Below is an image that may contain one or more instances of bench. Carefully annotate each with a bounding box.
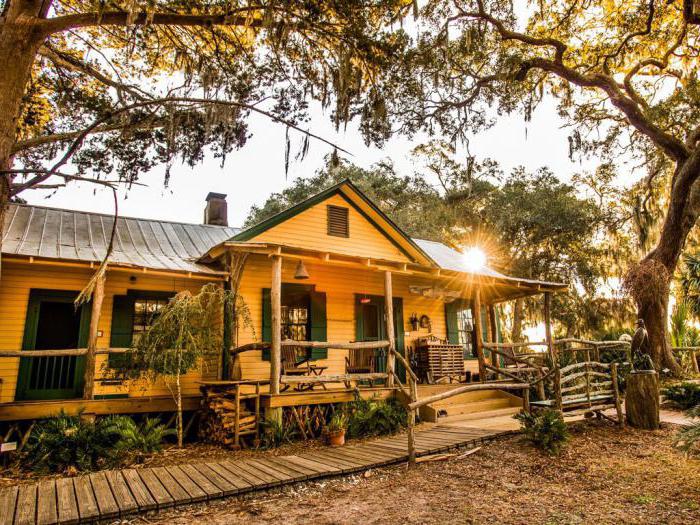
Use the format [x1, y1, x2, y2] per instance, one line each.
[530, 361, 624, 426]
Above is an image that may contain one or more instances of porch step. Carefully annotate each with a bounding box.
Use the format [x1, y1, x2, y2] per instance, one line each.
[437, 406, 522, 424]
[417, 388, 523, 423]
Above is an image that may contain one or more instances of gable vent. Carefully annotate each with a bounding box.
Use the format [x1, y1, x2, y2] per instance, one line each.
[327, 205, 349, 237]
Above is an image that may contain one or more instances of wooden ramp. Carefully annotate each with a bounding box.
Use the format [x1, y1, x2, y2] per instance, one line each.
[0, 425, 504, 525]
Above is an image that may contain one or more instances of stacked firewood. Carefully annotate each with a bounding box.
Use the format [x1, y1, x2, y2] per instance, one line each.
[199, 387, 258, 448]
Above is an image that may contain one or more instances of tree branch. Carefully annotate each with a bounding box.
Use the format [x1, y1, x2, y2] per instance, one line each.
[38, 8, 266, 36]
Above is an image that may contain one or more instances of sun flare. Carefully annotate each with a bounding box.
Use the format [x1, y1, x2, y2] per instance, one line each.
[462, 246, 487, 272]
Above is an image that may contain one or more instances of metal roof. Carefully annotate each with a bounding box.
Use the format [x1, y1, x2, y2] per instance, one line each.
[2, 203, 240, 275]
[412, 238, 566, 290]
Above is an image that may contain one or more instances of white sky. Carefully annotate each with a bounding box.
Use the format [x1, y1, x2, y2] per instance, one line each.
[23, 97, 598, 229]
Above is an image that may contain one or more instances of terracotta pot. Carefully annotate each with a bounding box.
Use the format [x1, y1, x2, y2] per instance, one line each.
[328, 429, 345, 447]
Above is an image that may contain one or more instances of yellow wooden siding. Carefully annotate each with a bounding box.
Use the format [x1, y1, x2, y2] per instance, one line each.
[234, 255, 452, 382]
[0, 260, 221, 403]
[0, 254, 470, 404]
[250, 194, 411, 263]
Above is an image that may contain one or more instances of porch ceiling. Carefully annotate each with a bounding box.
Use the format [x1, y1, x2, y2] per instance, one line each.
[202, 241, 567, 303]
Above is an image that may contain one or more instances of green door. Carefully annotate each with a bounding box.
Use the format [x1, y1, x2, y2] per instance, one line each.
[15, 289, 91, 400]
[354, 295, 405, 381]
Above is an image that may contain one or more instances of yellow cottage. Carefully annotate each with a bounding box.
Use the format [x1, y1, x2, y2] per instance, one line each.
[0, 180, 565, 422]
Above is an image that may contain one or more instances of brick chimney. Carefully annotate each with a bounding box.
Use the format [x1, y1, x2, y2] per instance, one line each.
[204, 192, 228, 226]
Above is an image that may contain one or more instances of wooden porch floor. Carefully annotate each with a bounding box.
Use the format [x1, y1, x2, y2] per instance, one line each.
[0, 424, 505, 525]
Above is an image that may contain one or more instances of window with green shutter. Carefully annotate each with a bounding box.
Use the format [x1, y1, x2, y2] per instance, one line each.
[445, 300, 476, 359]
[260, 285, 327, 361]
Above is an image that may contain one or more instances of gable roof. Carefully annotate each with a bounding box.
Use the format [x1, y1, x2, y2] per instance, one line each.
[1, 203, 239, 275]
[231, 179, 437, 267]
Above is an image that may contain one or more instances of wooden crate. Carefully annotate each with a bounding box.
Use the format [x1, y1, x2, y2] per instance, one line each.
[415, 340, 464, 383]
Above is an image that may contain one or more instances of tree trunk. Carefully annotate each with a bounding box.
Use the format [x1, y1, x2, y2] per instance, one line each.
[0, 3, 48, 280]
[512, 298, 524, 342]
[625, 371, 660, 430]
[635, 153, 700, 376]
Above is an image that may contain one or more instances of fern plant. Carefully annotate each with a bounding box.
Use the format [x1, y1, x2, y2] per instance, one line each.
[674, 406, 700, 456]
[345, 395, 407, 439]
[663, 382, 700, 410]
[260, 418, 297, 449]
[514, 409, 569, 455]
[105, 416, 175, 460]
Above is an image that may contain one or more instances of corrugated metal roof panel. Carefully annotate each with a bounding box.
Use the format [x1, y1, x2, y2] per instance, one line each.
[2, 203, 240, 275]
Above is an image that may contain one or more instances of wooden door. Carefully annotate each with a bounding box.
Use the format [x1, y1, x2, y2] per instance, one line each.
[355, 295, 404, 379]
[15, 290, 91, 400]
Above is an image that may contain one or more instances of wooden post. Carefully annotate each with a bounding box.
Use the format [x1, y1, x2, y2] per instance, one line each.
[543, 292, 555, 367]
[83, 272, 105, 400]
[488, 304, 499, 369]
[611, 363, 624, 428]
[473, 289, 487, 382]
[270, 255, 282, 395]
[522, 387, 530, 413]
[384, 271, 395, 388]
[408, 376, 418, 465]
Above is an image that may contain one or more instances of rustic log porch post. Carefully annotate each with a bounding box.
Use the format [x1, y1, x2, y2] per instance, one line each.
[384, 270, 395, 387]
[487, 304, 499, 369]
[544, 292, 556, 366]
[83, 272, 105, 400]
[473, 288, 487, 382]
[270, 255, 282, 395]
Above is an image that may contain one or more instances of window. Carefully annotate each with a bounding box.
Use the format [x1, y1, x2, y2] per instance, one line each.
[327, 205, 349, 237]
[456, 307, 476, 358]
[132, 296, 169, 339]
[281, 291, 310, 342]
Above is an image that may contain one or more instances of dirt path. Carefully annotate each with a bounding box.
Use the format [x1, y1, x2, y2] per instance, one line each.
[141, 421, 699, 525]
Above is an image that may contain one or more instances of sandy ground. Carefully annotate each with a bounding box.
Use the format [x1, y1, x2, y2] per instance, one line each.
[132, 420, 700, 525]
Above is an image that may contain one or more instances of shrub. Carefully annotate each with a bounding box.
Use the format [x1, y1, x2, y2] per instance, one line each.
[23, 413, 174, 473]
[662, 382, 700, 410]
[345, 395, 407, 439]
[24, 412, 124, 473]
[260, 418, 297, 449]
[105, 416, 175, 461]
[674, 406, 700, 456]
[514, 409, 569, 455]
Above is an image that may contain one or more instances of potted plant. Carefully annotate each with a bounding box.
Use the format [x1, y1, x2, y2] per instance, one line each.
[326, 412, 348, 447]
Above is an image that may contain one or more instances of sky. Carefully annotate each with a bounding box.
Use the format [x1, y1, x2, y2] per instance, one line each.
[23, 96, 597, 229]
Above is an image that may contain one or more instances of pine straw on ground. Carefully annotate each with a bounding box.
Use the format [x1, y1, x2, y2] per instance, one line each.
[141, 421, 700, 525]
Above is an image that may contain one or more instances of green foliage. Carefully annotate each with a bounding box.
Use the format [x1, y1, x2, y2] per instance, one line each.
[327, 411, 348, 433]
[345, 395, 407, 439]
[679, 254, 700, 320]
[674, 405, 700, 456]
[514, 409, 569, 455]
[670, 300, 692, 348]
[103, 416, 176, 459]
[662, 383, 700, 410]
[23, 413, 173, 474]
[260, 418, 297, 449]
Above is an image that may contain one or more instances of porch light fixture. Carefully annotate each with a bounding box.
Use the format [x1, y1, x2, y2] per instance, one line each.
[294, 259, 310, 280]
[462, 246, 487, 273]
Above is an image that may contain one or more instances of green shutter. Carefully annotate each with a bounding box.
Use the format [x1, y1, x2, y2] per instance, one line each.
[445, 301, 459, 344]
[309, 291, 327, 360]
[261, 288, 271, 361]
[109, 295, 135, 367]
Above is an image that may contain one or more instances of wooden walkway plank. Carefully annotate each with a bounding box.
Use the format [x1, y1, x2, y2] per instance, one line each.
[104, 470, 139, 517]
[138, 469, 174, 509]
[121, 469, 157, 511]
[55, 478, 78, 525]
[244, 459, 297, 483]
[283, 455, 339, 476]
[218, 460, 268, 489]
[177, 464, 223, 499]
[205, 462, 253, 492]
[261, 457, 317, 479]
[307, 450, 366, 472]
[14, 483, 37, 525]
[72, 476, 99, 522]
[88, 472, 119, 520]
[253, 457, 313, 479]
[0, 486, 18, 525]
[150, 467, 192, 505]
[36, 480, 57, 525]
[190, 464, 238, 496]
[165, 466, 208, 503]
[232, 461, 280, 488]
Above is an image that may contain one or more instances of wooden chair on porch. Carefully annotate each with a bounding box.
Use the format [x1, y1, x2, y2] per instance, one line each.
[281, 346, 327, 391]
[344, 348, 377, 388]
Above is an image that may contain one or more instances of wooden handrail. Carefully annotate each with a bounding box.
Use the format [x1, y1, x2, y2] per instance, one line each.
[389, 348, 418, 382]
[482, 341, 547, 349]
[0, 348, 128, 358]
[280, 372, 387, 384]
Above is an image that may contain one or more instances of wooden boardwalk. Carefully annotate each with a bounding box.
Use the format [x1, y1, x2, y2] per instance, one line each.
[0, 425, 504, 525]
